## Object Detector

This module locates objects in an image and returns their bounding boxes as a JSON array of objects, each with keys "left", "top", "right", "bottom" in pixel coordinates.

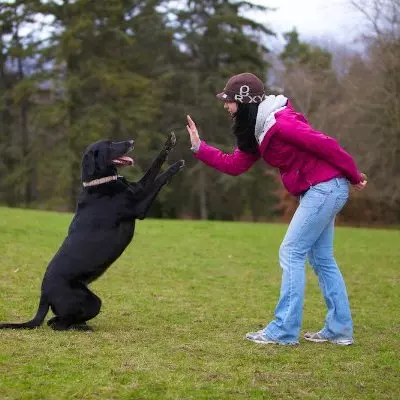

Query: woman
[{"left": 186, "top": 72, "right": 367, "bottom": 346}]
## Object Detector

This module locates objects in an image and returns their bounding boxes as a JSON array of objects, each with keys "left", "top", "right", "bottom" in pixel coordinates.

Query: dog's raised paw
[
  {"left": 169, "top": 160, "right": 185, "bottom": 174},
  {"left": 165, "top": 131, "right": 177, "bottom": 152}
]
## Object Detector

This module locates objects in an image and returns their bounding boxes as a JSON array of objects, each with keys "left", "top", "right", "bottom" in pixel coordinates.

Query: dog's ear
[
  {"left": 96, "top": 146, "right": 110, "bottom": 172},
  {"left": 82, "top": 151, "right": 96, "bottom": 177}
]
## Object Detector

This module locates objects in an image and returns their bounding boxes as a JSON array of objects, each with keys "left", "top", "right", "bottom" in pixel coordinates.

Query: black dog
[{"left": 0, "top": 133, "right": 184, "bottom": 331}]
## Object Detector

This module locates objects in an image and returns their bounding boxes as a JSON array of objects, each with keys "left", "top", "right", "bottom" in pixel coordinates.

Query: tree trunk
[
  {"left": 199, "top": 168, "right": 208, "bottom": 220},
  {"left": 0, "top": 53, "right": 17, "bottom": 206},
  {"left": 16, "top": 53, "right": 34, "bottom": 205}
]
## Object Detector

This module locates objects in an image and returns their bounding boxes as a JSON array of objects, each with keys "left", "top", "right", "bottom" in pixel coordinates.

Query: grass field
[{"left": 0, "top": 207, "right": 399, "bottom": 399}]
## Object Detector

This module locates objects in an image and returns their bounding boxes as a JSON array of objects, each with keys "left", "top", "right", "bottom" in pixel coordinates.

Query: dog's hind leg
[
  {"left": 138, "top": 132, "right": 176, "bottom": 188},
  {"left": 49, "top": 284, "right": 102, "bottom": 331},
  {"left": 51, "top": 320, "right": 93, "bottom": 331},
  {"left": 48, "top": 317, "right": 93, "bottom": 331}
]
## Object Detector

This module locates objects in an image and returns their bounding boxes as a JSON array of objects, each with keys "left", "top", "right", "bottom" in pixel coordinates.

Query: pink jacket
[{"left": 194, "top": 101, "right": 362, "bottom": 196}]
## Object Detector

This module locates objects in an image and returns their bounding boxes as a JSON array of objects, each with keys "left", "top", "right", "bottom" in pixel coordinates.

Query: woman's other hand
[{"left": 353, "top": 173, "right": 368, "bottom": 191}]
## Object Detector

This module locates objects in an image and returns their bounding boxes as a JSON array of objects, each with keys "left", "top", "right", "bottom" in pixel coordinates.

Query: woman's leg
[
  {"left": 259, "top": 178, "right": 349, "bottom": 344},
  {"left": 307, "top": 218, "right": 353, "bottom": 342}
]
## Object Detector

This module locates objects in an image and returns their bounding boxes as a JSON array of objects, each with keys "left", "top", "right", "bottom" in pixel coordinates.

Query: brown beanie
[{"left": 216, "top": 73, "right": 266, "bottom": 104}]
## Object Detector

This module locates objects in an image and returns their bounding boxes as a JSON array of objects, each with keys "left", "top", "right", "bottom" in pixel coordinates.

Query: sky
[
  {"left": 248, "top": 0, "right": 369, "bottom": 50},
  {"left": 10, "top": 0, "right": 370, "bottom": 52}
]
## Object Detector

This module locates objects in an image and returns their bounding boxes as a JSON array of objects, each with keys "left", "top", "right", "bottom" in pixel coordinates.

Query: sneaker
[
  {"left": 245, "top": 330, "right": 279, "bottom": 345},
  {"left": 304, "top": 331, "right": 353, "bottom": 346}
]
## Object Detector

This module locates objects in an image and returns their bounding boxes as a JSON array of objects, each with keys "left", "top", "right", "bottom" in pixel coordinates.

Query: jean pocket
[
  {"left": 300, "top": 187, "right": 330, "bottom": 209},
  {"left": 311, "top": 182, "right": 334, "bottom": 195},
  {"left": 334, "top": 193, "right": 349, "bottom": 213}
]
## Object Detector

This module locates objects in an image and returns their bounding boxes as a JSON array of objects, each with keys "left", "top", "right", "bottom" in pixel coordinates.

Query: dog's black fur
[{"left": 0, "top": 133, "right": 184, "bottom": 331}]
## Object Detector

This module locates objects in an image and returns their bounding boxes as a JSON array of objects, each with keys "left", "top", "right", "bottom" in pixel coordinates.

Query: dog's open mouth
[{"left": 112, "top": 156, "right": 134, "bottom": 167}]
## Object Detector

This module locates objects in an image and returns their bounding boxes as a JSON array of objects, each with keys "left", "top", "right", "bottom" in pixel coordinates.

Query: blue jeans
[{"left": 264, "top": 178, "right": 353, "bottom": 344}]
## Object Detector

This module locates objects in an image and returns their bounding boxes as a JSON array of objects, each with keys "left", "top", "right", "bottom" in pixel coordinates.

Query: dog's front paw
[
  {"left": 164, "top": 131, "right": 177, "bottom": 153},
  {"left": 170, "top": 159, "right": 185, "bottom": 174},
  {"left": 177, "top": 159, "right": 185, "bottom": 170}
]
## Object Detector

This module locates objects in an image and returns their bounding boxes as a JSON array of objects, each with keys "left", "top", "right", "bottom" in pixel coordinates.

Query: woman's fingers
[
  {"left": 354, "top": 181, "right": 367, "bottom": 191},
  {"left": 186, "top": 124, "right": 196, "bottom": 137},
  {"left": 187, "top": 115, "right": 196, "bottom": 130},
  {"left": 361, "top": 172, "right": 368, "bottom": 182},
  {"left": 187, "top": 116, "right": 198, "bottom": 135},
  {"left": 186, "top": 125, "right": 193, "bottom": 135}
]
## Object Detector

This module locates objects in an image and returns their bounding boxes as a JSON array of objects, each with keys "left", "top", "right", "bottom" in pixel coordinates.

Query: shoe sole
[
  {"left": 304, "top": 337, "right": 328, "bottom": 343},
  {"left": 304, "top": 337, "right": 353, "bottom": 346},
  {"left": 329, "top": 340, "right": 353, "bottom": 346},
  {"left": 245, "top": 337, "right": 278, "bottom": 345},
  {"left": 245, "top": 336, "right": 299, "bottom": 345}
]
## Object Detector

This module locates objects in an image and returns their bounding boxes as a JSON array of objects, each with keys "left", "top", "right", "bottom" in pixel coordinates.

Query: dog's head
[{"left": 81, "top": 139, "right": 135, "bottom": 183}]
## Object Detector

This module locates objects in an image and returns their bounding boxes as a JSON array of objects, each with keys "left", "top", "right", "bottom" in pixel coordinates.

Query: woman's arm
[
  {"left": 186, "top": 115, "right": 259, "bottom": 176},
  {"left": 194, "top": 141, "right": 259, "bottom": 176}
]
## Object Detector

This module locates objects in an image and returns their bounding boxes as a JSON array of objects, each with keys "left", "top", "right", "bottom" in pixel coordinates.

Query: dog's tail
[{"left": 0, "top": 294, "right": 49, "bottom": 330}]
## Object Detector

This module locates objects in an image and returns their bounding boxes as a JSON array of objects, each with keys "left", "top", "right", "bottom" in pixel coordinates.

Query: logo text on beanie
[{"left": 235, "top": 85, "right": 265, "bottom": 103}]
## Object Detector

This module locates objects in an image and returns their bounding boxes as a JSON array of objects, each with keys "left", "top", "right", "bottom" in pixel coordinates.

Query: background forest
[{"left": 1, "top": 0, "right": 399, "bottom": 225}]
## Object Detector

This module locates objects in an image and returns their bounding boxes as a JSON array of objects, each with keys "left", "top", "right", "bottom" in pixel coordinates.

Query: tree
[
  {"left": 0, "top": 0, "right": 41, "bottom": 207},
  {"left": 167, "top": 0, "right": 275, "bottom": 220},
  {"left": 337, "top": 0, "right": 400, "bottom": 222},
  {"left": 29, "top": 0, "right": 173, "bottom": 210}
]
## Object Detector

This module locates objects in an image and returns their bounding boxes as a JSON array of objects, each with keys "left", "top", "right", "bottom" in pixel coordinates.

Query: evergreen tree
[
  {"left": 31, "top": 0, "right": 174, "bottom": 209},
  {"left": 0, "top": 0, "right": 41, "bottom": 206},
  {"left": 167, "top": 0, "right": 275, "bottom": 220}
]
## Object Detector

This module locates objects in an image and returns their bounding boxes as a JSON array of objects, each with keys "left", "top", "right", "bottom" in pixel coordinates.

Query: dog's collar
[{"left": 82, "top": 175, "right": 119, "bottom": 187}]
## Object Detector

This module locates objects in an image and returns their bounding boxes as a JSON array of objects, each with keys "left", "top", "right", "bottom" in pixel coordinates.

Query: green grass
[{"left": 0, "top": 207, "right": 399, "bottom": 400}]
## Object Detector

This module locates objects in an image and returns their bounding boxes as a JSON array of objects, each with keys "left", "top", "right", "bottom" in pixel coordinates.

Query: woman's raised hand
[{"left": 186, "top": 115, "right": 201, "bottom": 150}]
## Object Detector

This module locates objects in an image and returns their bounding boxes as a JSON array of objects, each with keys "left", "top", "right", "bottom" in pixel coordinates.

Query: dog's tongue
[{"left": 112, "top": 156, "right": 134, "bottom": 166}]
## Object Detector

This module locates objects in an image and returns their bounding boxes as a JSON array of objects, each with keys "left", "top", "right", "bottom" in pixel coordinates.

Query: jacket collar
[{"left": 255, "top": 95, "right": 288, "bottom": 143}]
